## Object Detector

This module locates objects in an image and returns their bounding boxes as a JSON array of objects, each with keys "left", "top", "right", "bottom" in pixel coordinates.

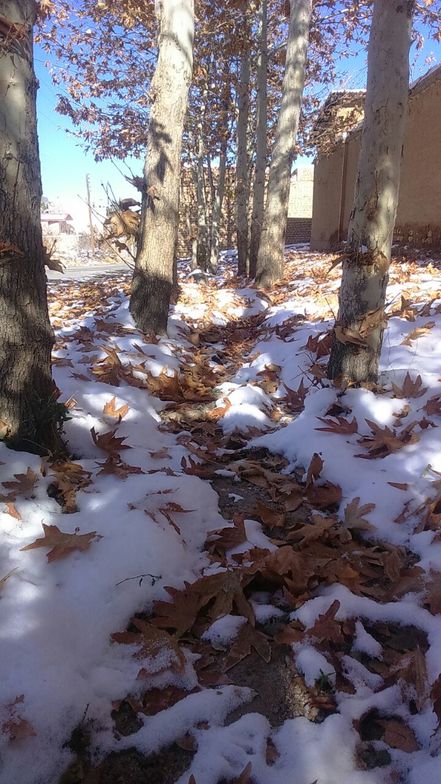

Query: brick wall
[{"left": 285, "top": 217, "right": 312, "bottom": 245}]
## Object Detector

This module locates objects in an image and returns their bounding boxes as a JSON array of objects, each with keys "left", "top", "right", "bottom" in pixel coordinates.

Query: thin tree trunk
[
  {"left": 249, "top": 0, "right": 268, "bottom": 279},
  {"left": 0, "top": 0, "right": 57, "bottom": 453},
  {"left": 255, "top": 0, "right": 312, "bottom": 287},
  {"left": 236, "top": 30, "right": 251, "bottom": 276},
  {"left": 327, "top": 0, "right": 413, "bottom": 384},
  {"left": 130, "top": 0, "right": 194, "bottom": 334},
  {"left": 209, "top": 136, "right": 228, "bottom": 274},
  {"left": 195, "top": 133, "right": 209, "bottom": 271}
]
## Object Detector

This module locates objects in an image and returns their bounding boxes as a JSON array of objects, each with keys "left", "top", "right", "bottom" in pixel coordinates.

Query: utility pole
[{"left": 85, "top": 174, "right": 95, "bottom": 254}]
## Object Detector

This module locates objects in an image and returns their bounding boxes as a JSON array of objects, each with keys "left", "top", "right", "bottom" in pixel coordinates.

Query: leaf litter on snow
[{"left": 2, "top": 253, "right": 441, "bottom": 784}]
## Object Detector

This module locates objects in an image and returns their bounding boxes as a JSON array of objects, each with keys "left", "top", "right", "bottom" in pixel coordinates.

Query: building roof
[
  {"left": 41, "top": 213, "right": 73, "bottom": 222},
  {"left": 311, "top": 62, "right": 441, "bottom": 154}
]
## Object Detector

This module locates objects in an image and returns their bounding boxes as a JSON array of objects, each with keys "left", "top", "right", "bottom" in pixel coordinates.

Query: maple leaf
[
  {"left": 225, "top": 623, "right": 271, "bottom": 670},
  {"left": 191, "top": 570, "right": 255, "bottom": 626},
  {"left": 103, "top": 396, "right": 130, "bottom": 419},
  {"left": 424, "top": 395, "right": 441, "bottom": 417},
  {"left": 207, "top": 516, "right": 247, "bottom": 556},
  {"left": 1, "top": 468, "right": 38, "bottom": 501},
  {"left": 4, "top": 502, "right": 21, "bottom": 521},
  {"left": 91, "top": 426, "right": 130, "bottom": 454},
  {"left": 391, "top": 647, "right": 428, "bottom": 711},
  {"left": 112, "top": 618, "right": 185, "bottom": 675},
  {"left": 287, "top": 515, "right": 336, "bottom": 547},
  {"left": 392, "top": 372, "right": 427, "bottom": 399},
  {"left": 378, "top": 718, "right": 418, "bottom": 752},
  {"left": 20, "top": 524, "right": 101, "bottom": 562},
  {"left": 153, "top": 583, "right": 204, "bottom": 636},
  {"left": 96, "top": 455, "right": 144, "bottom": 479},
  {"left": 309, "top": 600, "right": 344, "bottom": 646},
  {"left": 343, "top": 498, "right": 375, "bottom": 531},
  {"left": 356, "top": 419, "right": 420, "bottom": 459},
  {"left": 254, "top": 501, "right": 285, "bottom": 528},
  {"left": 305, "top": 453, "right": 324, "bottom": 486},
  {"left": 401, "top": 322, "right": 435, "bottom": 346},
  {"left": 315, "top": 416, "right": 358, "bottom": 435},
  {"left": 282, "top": 379, "right": 308, "bottom": 413}
]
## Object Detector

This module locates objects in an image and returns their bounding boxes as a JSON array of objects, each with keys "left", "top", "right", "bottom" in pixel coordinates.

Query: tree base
[{"left": 130, "top": 269, "right": 172, "bottom": 336}]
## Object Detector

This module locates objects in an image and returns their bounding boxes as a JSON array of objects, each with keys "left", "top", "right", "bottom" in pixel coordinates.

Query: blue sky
[{"left": 34, "top": 21, "right": 440, "bottom": 228}]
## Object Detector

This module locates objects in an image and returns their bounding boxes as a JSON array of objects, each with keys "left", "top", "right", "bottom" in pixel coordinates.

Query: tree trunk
[
  {"left": 130, "top": 0, "right": 194, "bottom": 334},
  {"left": 236, "top": 29, "right": 251, "bottom": 276},
  {"left": 255, "top": 0, "right": 312, "bottom": 287},
  {"left": 249, "top": 0, "right": 268, "bottom": 279},
  {"left": 0, "top": 0, "right": 57, "bottom": 453},
  {"left": 195, "top": 133, "right": 209, "bottom": 271},
  {"left": 209, "top": 136, "right": 228, "bottom": 274},
  {"left": 327, "top": 0, "right": 413, "bottom": 384}
]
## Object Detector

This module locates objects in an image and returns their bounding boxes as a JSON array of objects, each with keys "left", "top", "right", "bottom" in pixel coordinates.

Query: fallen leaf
[
  {"left": 1, "top": 468, "right": 38, "bottom": 500},
  {"left": 103, "top": 396, "right": 130, "bottom": 419},
  {"left": 254, "top": 501, "right": 285, "bottom": 528},
  {"left": 343, "top": 497, "right": 375, "bottom": 531},
  {"left": 91, "top": 426, "right": 131, "bottom": 454},
  {"left": 20, "top": 524, "right": 101, "bottom": 561},
  {"left": 112, "top": 618, "right": 185, "bottom": 675},
  {"left": 392, "top": 373, "right": 427, "bottom": 399},
  {"left": 379, "top": 718, "right": 418, "bottom": 752},
  {"left": 401, "top": 322, "right": 435, "bottom": 346},
  {"left": 225, "top": 623, "right": 271, "bottom": 669},
  {"left": 315, "top": 416, "right": 358, "bottom": 435},
  {"left": 4, "top": 502, "right": 21, "bottom": 521}
]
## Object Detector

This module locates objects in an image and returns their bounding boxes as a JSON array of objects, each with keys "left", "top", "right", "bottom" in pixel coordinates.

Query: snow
[{"left": 1, "top": 251, "right": 441, "bottom": 783}]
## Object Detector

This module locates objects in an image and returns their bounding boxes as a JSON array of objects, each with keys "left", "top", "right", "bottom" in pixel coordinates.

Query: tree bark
[
  {"left": 209, "top": 135, "right": 228, "bottom": 274},
  {"left": 327, "top": 0, "right": 413, "bottom": 384},
  {"left": 249, "top": 0, "right": 268, "bottom": 279},
  {"left": 195, "top": 133, "right": 209, "bottom": 271},
  {"left": 0, "top": 0, "right": 57, "bottom": 453},
  {"left": 130, "top": 0, "right": 194, "bottom": 334},
  {"left": 236, "top": 27, "right": 251, "bottom": 277},
  {"left": 255, "top": 0, "right": 312, "bottom": 287}
]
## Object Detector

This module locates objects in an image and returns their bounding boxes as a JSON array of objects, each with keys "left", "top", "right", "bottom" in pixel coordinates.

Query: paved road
[{"left": 46, "top": 263, "right": 131, "bottom": 281}]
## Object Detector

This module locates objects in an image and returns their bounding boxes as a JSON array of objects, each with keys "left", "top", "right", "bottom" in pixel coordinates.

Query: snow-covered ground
[{"left": 1, "top": 249, "right": 441, "bottom": 784}]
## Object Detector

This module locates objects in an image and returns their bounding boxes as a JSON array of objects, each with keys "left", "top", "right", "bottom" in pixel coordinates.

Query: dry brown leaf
[
  {"left": 357, "top": 420, "right": 420, "bottom": 459},
  {"left": 343, "top": 498, "right": 375, "bottom": 531},
  {"left": 20, "top": 524, "right": 101, "bottom": 562},
  {"left": 379, "top": 718, "right": 418, "bottom": 752},
  {"left": 254, "top": 501, "right": 285, "bottom": 528},
  {"left": 315, "top": 416, "right": 358, "bottom": 435},
  {"left": 401, "top": 322, "right": 435, "bottom": 346},
  {"left": 4, "top": 502, "right": 21, "bottom": 521},
  {"left": 424, "top": 395, "right": 441, "bottom": 417},
  {"left": 392, "top": 373, "right": 427, "bottom": 399},
  {"left": 309, "top": 600, "right": 344, "bottom": 645},
  {"left": 225, "top": 623, "right": 271, "bottom": 670},
  {"left": 103, "top": 396, "right": 130, "bottom": 419},
  {"left": 112, "top": 618, "right": 185, "bottom": 675},
  {"left": 91, "top": 426, "right": 130, "bottom": 454},
  {"left": 1, "top": 468, "right": 38, "bottom": 500}
]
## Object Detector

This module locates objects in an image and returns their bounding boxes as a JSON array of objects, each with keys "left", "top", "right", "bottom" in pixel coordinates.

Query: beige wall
[
  {"left": 311, "top": 68, "right": 441, "bottom": 250},
  {"left": 288, "top": 165, "right": 314, "bottom": 219}
]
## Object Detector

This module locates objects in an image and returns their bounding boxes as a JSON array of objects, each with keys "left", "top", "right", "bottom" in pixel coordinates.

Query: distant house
[
  {"left": 41, "top": 213, "right": 75, "bottom": 235},
  {"left": 310, "top": 64, "right": 441, "bottom": 251},
  {"left": 286, "top": 165, "right": 314, "bottom": 245}
]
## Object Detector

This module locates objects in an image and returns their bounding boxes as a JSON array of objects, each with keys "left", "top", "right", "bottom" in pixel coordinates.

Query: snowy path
[{"left": 1, "top": 251, "right": 441, "bottom": 784}]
